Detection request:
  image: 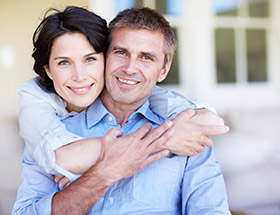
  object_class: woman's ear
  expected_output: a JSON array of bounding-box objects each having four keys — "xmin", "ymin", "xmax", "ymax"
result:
[{"xmin": 44, "ymin": 65, "xmax": 53, "ymax": 80}]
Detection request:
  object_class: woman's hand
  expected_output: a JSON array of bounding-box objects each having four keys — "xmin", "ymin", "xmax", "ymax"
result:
[{"xmin": 55, "ymin": 175, "xmax": 71, "ymax": 188}]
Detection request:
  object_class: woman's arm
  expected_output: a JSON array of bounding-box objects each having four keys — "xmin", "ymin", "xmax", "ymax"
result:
[
  {"xmin": 149, "ymin": 86, "xmax": 217, "ymax": 119},
  {"xmin": 17, "ymin": 78, "xmax": 102, "ymax": 178},
  {"xmin": 149, "ymin": 86, "xmax": 229, "ymax": 156},
  {"xmin": 55, "ymin": 137, "xmax": 102, "ymax": 174}
]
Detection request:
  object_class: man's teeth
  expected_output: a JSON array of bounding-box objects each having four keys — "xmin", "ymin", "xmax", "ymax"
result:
[{"xmin": 118, "ymin": 78, "xmax": 137, "ymax": 85}]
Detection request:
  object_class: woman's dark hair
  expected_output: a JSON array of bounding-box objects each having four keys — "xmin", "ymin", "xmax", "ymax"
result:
[{"xmin": 32, "ymin": 6, "xmax": 108, "ymax": 92}]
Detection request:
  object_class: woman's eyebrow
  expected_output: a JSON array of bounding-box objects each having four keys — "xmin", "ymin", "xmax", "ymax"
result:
[
  {"xmin": 54, "ymin": 56, "xmax": 69, "ymax": 60},
  {"xmin": 53, "ymin": 52, "xmax": 98, "ymax": 60},
  {"xmin": 84, "ymin": 52, "xmax": 98, "ymax": 57}
]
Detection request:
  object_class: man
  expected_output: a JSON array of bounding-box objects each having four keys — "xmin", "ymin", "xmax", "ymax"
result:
[{"xmin": 13, "ymin": 7, "xmax": 230, "ymax": 214}]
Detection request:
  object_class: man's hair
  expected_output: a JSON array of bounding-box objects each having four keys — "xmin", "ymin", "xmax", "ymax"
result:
[
  {"xmin": 32, "ymin": 6, "xmax": 108, "ymax": 92},
  {"xmin": 108, "ymin": 7, "xmax": 177, "ymax": 66}
]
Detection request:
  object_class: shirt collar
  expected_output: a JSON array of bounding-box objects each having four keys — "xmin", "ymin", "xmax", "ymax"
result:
[
  {"xmin": 128, "ymin": 100, "xmax": 164, "ymax": 126},
  {"xmin": 86, "ymin": 98, "xmax": 110, "ymax": 128},
  {"xmin": 86, "ymin": 98, "xmax": 164, "ymax": 128}
]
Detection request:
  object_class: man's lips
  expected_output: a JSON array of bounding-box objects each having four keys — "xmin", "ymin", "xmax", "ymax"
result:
[{"xmin": 117, "ymin": 77, "xmax": 138, "ymax": 85}]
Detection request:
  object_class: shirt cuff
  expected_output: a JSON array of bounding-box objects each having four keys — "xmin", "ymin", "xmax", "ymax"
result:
[{"xmin": 35, "ymin": 192, "xmax": 56, "ymax": 215}]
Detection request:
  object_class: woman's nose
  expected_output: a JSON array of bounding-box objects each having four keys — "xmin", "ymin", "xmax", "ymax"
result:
[{"xmin": 72, "ymin": 65, "xmax": 87, "ymax": 82}]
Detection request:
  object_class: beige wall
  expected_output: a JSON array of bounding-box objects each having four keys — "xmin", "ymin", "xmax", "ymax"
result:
[
  {"xmin": 0, "ymin": 1, "xmax": 88, "ymax": 214},
  {"xmin": 0, "ymin": 0, "xmax": 89, "ymax": 117}
]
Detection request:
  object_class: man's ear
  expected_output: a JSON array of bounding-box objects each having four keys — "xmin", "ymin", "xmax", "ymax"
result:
[
  {"xmin": 157, "ymin": 60, "xmax": 172, "ymax": 83},
  {"xmin": 44, "ymin": 65, "xmax": 53, "ymax": 80}
]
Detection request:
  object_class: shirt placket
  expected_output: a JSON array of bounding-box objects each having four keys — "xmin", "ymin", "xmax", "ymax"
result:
[{"xmin": 102, "ymin": 181, "xmax": 120, "ymax": 215}]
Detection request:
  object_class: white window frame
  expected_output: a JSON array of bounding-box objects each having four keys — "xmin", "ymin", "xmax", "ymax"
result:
[{"xmin": 89, "ymin": 0, "xmax": 280, "ymax": 110}]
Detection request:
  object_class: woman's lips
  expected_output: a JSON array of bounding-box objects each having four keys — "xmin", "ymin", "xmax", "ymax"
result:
[{"xmin": 68, "ymin": 83, "xmax": 93, "ymax": 95}]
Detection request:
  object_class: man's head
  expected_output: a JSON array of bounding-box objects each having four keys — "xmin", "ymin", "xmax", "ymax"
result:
[
  {"xmin": 102, "ymin": 7, "xmax": 177, "ymax": 111},
  {"xmin": 108, "ymin": 7, "xmax": 177, "ymax": 66}
]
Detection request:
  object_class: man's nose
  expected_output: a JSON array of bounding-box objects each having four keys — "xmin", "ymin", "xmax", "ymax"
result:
[
  {"xmin": 123, "ymin": 57, "xmax": 138, "ymax": 75},
  {"xmin": 72, "ymin": 65, "xmax": 87, "ymax": 82}
]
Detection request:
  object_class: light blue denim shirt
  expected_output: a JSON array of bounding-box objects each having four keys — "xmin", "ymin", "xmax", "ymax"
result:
[
  {"xmin": 13, "ymin": 98, "xmax": 230, "ymax": 215},
  {"xmin": 17, "ymin": 78, "xmax": 213, "ymax": 180}
]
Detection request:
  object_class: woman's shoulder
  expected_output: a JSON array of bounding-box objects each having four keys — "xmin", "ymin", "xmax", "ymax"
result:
[
  {"xmin": 17, "ymin": 77, "xmax": 66, "ymax": 108},
  {"xmin": 17, "ymin": 77, "xmax": 48, "ymax": 94}
]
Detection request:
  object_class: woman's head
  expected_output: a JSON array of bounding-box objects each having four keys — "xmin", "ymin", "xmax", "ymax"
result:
[
  {"xmin": 32, "ymin": 6, "xmax": 108, "ymax": 92},
  {"xmin": 32, "ymin": 6, "xmax": 108, "ymax": 112}
]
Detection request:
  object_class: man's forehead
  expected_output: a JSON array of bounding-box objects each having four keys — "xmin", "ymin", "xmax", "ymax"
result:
[{"xmin": 110, "ymin": 28, "xmax": 165, "ymax": 53}]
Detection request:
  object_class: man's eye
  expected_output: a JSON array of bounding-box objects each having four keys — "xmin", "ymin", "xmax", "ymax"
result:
[
  {"xmin": 86, "ymin": 57, "xmax": 96, "ymax": 63},
  {"xmin": 58, "ymin": 60, "xmax": 69, "ymax": 66},
  {"xmin": 142, "ymin": 55, "xmax": 152, "ymax": 61},
  {"xmin": 115, "ymin": 50, "xmax": 126, "ymax": 55}
]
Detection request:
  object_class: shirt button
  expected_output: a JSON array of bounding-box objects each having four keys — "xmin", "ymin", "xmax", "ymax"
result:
[
  {"xmin": 108, "ymin": 116, "xmax": 113, "ymax": 121},
  {"xmin": 109, "ymin": 197, "xmax": 114, "ymax": 204}
]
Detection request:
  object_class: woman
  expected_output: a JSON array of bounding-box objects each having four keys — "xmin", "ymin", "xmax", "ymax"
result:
[{"xmin": 17, "ymin": 6, "xmax": 203, "ymax": 186}]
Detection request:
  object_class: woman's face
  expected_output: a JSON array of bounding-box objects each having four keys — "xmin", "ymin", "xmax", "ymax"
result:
[{"xmin": 44, "ymin": 32, "xmax": 104, "ymax": 112}]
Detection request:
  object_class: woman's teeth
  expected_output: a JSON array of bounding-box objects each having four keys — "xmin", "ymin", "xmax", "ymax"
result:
[{"xmin": 72, "ymin": 88, "xmax": 87, "ymax": 92}]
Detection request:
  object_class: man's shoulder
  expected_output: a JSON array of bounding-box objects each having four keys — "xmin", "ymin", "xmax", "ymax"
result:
[{"xmin": 137, "ymin": 100, "xmax": 166, "ymax": 126}]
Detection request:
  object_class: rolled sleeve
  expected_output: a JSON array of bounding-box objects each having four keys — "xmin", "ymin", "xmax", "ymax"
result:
[
  {"xmin": 17, "ymin": 78, "xmax": 84, "ymax": 177},
  {"xmin": 149, "ymin": 86, "xmax": 216, "ymax": 120}
]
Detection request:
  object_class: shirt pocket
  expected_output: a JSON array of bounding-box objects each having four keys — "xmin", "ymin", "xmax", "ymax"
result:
[{"xmin": 133, "ymin": 157, "xmax": 181, "ymax": 209}]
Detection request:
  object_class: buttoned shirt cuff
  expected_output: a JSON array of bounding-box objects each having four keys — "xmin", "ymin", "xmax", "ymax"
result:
[
  {"xmin": 41, "ymin": 126, "xmax": 84, "ymax": 151},
  {"xmin": 166, "ymin": 97, "xmax": 216, "ymax": 120},
  {"xmin": 34, "ymin": 192, "xmax": 56, "ymax": 215},
  {"xmin": 32, "ymin": 128, "xmax": 83, "ymax": 180}
]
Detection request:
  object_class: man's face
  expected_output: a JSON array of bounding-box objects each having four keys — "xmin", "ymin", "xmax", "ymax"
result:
[{"xmin": 104, "ymin": 28, "xmax": 171, "ymax": 106}]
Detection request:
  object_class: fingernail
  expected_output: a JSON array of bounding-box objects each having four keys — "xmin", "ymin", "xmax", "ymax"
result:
[
  {"xmin": 164, "ymin": 150, "xmax": 170, "ymax": 156},
  {"xmin": 166, "ymin": 120, "xmax": 173, "ymax": 127}
]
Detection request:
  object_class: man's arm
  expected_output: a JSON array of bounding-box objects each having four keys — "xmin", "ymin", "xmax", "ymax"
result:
[
  {"xmin": 181, "ymin": 146, "xmax": 231, "ymax": 214},
  {"xmin": 12, "ymin": 148, "xmax": 58, "ymax": 215},
  {"xmin": 53, "ymin": 123, "xmax": 171, "ymax": 214},
  {"xmin": 14, "ymin": 122, "xmax": 172, "ymax": 215}
]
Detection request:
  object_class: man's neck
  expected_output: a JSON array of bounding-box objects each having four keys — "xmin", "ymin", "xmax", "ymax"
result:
[{"xmin": 100, "ymin": 90, "xmax": 144, "ymax": 127}]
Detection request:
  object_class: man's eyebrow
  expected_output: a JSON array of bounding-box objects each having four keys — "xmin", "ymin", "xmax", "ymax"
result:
[
  {"xmin": 142, "ymin": 51, "xmax": 157, "ymax": 58},
  {"xmin": 111, "ymin": 46, "xmax": 127, "ymax": 51}
]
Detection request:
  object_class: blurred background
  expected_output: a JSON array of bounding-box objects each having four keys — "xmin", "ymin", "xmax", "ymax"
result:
[{"xmin": 1, "ymin": 0, "xmax": 279, "ymax": 214}]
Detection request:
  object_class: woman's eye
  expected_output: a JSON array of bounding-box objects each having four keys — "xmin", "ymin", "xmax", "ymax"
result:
[
  {"xmin": 58, "ymin": 60, "xmax": 69, "ymax": 66},
  {"xmin": 86, "ymin": 57, "xmax": 96, "ymax": 63}
]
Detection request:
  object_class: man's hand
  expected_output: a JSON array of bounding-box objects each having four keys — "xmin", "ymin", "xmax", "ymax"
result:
[
  {"xmin": 97, "ymin": 121, "xmax": 173, "ymax": 181},
  {"xmin": 161, "ymin": 108, "xmax": 229, "ymax": 156}
]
